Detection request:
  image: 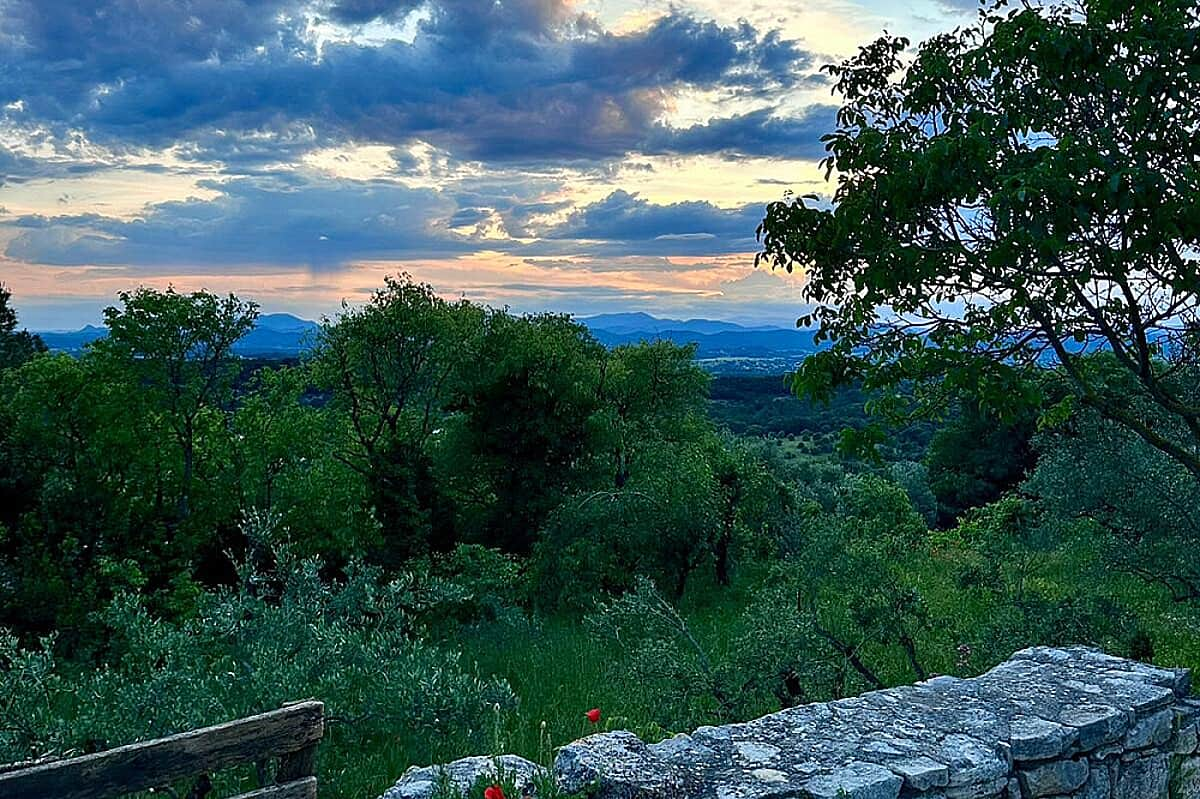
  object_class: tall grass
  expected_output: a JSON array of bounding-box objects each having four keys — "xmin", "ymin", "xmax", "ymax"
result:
[{"xmin": 334, "ymin": 573, "xmax": 763, "ymax": 799}]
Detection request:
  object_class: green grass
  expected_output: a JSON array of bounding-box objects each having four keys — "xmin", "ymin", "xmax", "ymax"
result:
[{"xmin": 327, "ymin": 573, "xmax": 765, "ymax": 799}]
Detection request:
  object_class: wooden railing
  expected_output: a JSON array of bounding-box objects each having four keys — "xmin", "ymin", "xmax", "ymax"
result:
[{"xmin": 0, "ymin": 700, "xmax": 324, "ymax": 799}]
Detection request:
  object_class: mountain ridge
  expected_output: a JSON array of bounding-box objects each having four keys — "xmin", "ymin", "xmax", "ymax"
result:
[{"xmin": 33, "ymin": 312, "xmax": 818, "ymax": 359}]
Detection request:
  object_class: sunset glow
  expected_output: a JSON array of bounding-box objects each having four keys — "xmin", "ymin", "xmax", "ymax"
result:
[{"xmin": 0, "ymin": 0, "xmax": 976, "ymax": 328}]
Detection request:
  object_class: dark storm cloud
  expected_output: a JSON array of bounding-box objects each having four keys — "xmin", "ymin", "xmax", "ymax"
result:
[
  {"xmin": 545, "ymin": 190, "xmax": 763, "ymax": 254},
  {"xmin": 0, "ymin": 0, "xmax": 829, "ymax": 276},
  {"xmin": 0, "ymin": 0, "xmax": 301, "ymax": 122},
  {"xmin": 326, "ymin": 0, "xmax": 424, "ymax": 23},
  {"xmin": 4, "ymin": 174, "xmax": 774, "ymax": 266},
  {"xmin": 566, "ymin": 15, "xmax": 810, "ymax": 91},
  {"xmin": 646, "ymin": 105, "xmax": 837, "ymax": 159},
  {"xmin": 447, "ymin": 207, "xmax": 493, "ymax": 227},
  {"xmin": 0, "ymin": 0, "xmax": 824, "ymax": 165},
  {"xmin": 3, "ymin": 174, "xmax": 469, "ymax": 268},
  {"xmin": 0, "ymin": 145, "xmax": 39, "ymax": 185},
  {"xmin": 0, "ymin": 144, "xmax": 115, "ymax": 185}
]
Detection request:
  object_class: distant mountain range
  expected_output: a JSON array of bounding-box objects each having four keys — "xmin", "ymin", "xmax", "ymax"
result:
[
  {"xmin": 36, "ymin": 313, "xmax": 321, "ymax": 356},
  {"xmin": 34, "ymin": 311, "xmax": 820, "ymax": 360},
  {"xmin": 578, "ymin": 313, "xmax": 820, "ymax": 358}
]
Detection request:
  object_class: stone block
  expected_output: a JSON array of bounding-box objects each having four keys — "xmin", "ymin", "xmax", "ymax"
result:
[
  {"xmin": 380, "ymin": 648, "xmax": 1197, "ymax": 799},
  {"xmin": 1113, "ymin": 753, "xmax": 1168, "ymax": 799},
  {"xmin": 1124, "ymin": 709, "xmax": 1174, "ymax": 750},
  {"xmin": 381, "ymin": 756, "xmax": 545, "ymax": 799},
  {"xmin": 1017, "ymin": 758, "xmax": 1088, "ymax": 797}
]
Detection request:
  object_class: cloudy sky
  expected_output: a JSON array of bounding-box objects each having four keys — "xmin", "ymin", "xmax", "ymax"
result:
[{"xmin": 0, "ymin": 0, "xmax": 973, "ymax": 329}]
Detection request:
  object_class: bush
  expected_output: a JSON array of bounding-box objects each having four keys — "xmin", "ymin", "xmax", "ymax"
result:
[{"xmin": 0, "ymin": 518, "xmax": 516, "ymax": 797}]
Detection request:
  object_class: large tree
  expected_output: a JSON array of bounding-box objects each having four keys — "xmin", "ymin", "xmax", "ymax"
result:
[
  {"xmin": 311, "ymin": 275, "xmax": 485, "ymax": 560},
  {"xmin": 93, "ymin": 287, "xmax": 258, "ymax": 520},
  {"xmin": 757, "ymin": 0, "xmax": 1200, "ymax": 477}
]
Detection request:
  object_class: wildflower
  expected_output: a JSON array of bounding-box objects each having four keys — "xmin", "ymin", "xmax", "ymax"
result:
[
  {"xmin": 586, "ymin": 708, "xmax": 601, "ymax": 724},
  {"xmin": 485, "ymin": 785, "xmax": 506, "ymax": 799}
]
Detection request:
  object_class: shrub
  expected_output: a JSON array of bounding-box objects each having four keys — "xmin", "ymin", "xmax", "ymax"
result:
[{"xmin": 0, "ymin": 518, "xmax": 517, "ymax": 796}]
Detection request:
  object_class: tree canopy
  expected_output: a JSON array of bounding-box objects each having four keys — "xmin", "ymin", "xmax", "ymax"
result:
[
  {"xmin": 757, "ymin": 0, "xmax": 1200, "ymax": 477},
  {"xmin": 0, "ymin": 283, "xmax": 45, "ymax": 371}
]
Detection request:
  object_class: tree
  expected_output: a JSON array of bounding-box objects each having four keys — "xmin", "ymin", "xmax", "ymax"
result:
[
  {"xmin": 454, "ymin": 311, "xmax": 606, "ymax": 554},
  {"xmin": 311, "ymin": 275, "xmax": 484, "ymax": 561},
  {"xmin": 92, "ymin": 287, "xmax": 258, "ymax": 521},
  {"xmin": 532, "ymin": 441, "xmax": 721, "ymax": 608},
  {"xmin": 757, "ymin": 0, "xmax": 1200, "ymax": 478},
  {"xmin": 788, "ymin": 475, "xmax": 936, "ymax": 692},
  {"xmin": 925, "ymin": 399, "xmax": 1037, "ymax": 526},
  {"xmin": 1027, "ymin": 396, "xmax": 1200, "ymax": 604},
  {"xmin": 596, "ymin": 341, "xmax": 710, "ymax": 489},
  {"xmin": 232, "ymin": 365, "xmax": 375, "ymax": 562},
  {"xmin": 934, "ymin": 494, "xmax": 1143, "ymax": 670},
  {"xmin": 707, "ymin": 434, "xmax": 792, "ymax": 586},
  {"xmin": 0, "ymin": 352, "xmax": 169, "ymax": 639},
  {"xmin": 0, "ymin": 283, "xmax": 45, "ymax": 370}
]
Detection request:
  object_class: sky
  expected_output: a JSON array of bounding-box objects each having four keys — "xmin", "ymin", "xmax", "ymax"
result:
[{"xmin": 0, "ymin": 0, "xmax": 975, "ymax": 329}]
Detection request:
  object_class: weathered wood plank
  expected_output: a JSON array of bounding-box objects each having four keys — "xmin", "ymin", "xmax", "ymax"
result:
[
  {"xmin": 276, "ymin": 742, "xmax": 318, "ymax": 781},
  {"xmin": 0, "ymin": 757, "xmax": 56, "ymax": 776},
  {"xmin": 230, "ymin": 776, "xmax": 318, "ymax": 799},
  {"xmin": 0, "ymin": 701, "xmax": 323, "ymax": 799}
]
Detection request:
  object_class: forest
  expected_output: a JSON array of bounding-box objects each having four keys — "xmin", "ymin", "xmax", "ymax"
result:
[{"xmin": 2, "ymin": 0, "xmax": 1199, "ymax": 797}]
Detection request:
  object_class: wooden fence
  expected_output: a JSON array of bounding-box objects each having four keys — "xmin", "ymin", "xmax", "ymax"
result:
[{"xmin": 0, "ymin": 700, "xmax": 324, "ymax": 799}]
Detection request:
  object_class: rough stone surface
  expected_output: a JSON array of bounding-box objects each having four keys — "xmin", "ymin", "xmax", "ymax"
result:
[
  {"xmin": 1017, "ymin": 758, "xmax": 1088, "ymax": 797},
  {"xmin": 1113, "ymin": 753, "xmax": 1168, "ymax": 798},
  {"xmin": 380, "ymin": 755, "xmax": 545, "ymax": 799},
  {"xmin": 1176, "ymin": 757, "xmax": 1200, "ymax": 799},
  {"xmin": 1125, "ymin": 709, "xmax": 1174, "ymax": 750},
  {"xmin": 1175, "ymin": 724, "xmax": 1199, "ymax": 756},
  {"xmin": 382, "ymin": 648, "xmax": 1200, "ymax": 799},
  {"xmin": 1010, "ymin": 717, "xmax": 1077, "ymax": 761}
]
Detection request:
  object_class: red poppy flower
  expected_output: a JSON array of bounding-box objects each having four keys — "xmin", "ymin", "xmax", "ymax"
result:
[
  {"xmin": 586, "ymin": 708, "xmax": 601, "ymax": 724},
  {"xmin": 484, "ymin": 785, "xmax": 505, "ymax": 799}
]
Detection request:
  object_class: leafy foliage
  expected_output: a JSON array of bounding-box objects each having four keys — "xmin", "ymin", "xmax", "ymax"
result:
[
  {"xmin": 924, "ymin": 400, "xmax": 1037, "ymax": 525},
  {"xmin": 8, "ymin": 20, "xmax": 1200, "ymax": 784},
  {"xmin": 1028, "ymin": 401, "xmax": 1200, "ymax": 604},
  {"xmin": 0, "ymin": 515, "xmax": 516, "ymax": 797},
  {"xmin": 757, "ymin": 0, "xmax": 1200, "ymax": 479},
  {"xmin": 0, "ymin": 282, "xmax": 45, "ymax": 371}
]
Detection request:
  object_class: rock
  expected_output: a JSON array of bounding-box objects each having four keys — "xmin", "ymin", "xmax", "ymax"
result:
[
  {"xmin": 1175, "ymin": 723, "xmax": 1200, "ymax": 755},
  {"xmin": 800, "ymin": 761, "xmax": 901, "ymax": 799},
  {"xmin": 943, "ymin": 775, "xmax": 1008, "ymax": 799},
  {"xmin": 887, "ymin": 756, "xmax": 948, "ymax": 792},
  {"xmin": 1123, "ymin": 708, "xmax": 1173, "ymax": 749},
  {"xmin": 1009, "ymin": 717, "xmax": 1076, "ymax": 762},
  {"xmin": 381, "ymin": 756, "xmax": 545, "ymax": 799},
  {"xmin": 1010, "ymin": 646, "xmax": 1191, "ymax": 697},
  {"xmin": 555, "ymin": 732, "xmax": 697, "ymax": 799},
  {"xmin": 1113, "ymin": 753, "xmax": 1169, "ymax": 799},
  {"xmin": 380, "ymin": 648, "xmax": 1198, "ymax": 799},
  {"xmin": 1077, "ymin": 761, "xmax": 1110, "ymax": 799},
  {"xmin": 1016, "ymin": 758, "xmax": 1088, "ymax": 797},
  {"xmin": 1056, "ymin": 705, "xmax": 1129, "ymax": 752}
]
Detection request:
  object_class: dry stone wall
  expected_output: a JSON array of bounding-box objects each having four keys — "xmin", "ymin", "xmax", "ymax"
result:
[{"xmin": 380, "ymin": 647, "xmax": 1200, "ymax": 799}]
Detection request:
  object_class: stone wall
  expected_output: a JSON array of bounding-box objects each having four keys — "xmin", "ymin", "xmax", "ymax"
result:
[{"xmin": 381, "ymin": 647, "xmax": 1200, "ymax": 799}]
